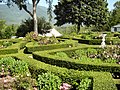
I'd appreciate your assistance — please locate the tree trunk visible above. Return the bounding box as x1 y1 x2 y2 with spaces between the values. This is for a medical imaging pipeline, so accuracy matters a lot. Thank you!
33 0 38 34
77 23 80 34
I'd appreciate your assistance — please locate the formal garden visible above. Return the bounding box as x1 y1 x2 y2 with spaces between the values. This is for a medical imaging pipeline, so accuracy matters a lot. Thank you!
0 29 120 90
0 0 120 90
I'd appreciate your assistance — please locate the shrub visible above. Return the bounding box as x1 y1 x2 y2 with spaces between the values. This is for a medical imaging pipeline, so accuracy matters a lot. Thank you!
37 72 62 90
25 31 37 42
16 17 52 37
38 36 59 45
0 22 17 39
0 57 30 76
72 78 92 90
2 41 12 48
0 57 36 90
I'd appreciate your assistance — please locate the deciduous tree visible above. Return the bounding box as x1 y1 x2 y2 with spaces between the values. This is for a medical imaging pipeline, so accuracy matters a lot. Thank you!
1 0 53 34
109 1 120 26
54 0 109 33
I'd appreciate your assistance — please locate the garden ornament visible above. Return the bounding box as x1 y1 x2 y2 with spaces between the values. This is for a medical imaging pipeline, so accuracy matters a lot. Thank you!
100 34 107 48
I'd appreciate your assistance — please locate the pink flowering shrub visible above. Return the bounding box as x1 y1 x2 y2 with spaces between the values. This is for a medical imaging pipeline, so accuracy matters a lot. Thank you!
60 83 72 90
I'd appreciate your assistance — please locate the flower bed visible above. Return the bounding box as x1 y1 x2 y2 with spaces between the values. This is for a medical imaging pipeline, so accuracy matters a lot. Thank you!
0 57 36 90
0 56 93 90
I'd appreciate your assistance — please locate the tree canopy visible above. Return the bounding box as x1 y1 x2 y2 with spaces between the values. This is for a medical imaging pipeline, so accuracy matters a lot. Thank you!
54 0 109 33
16 17 52 37
1 0 53 34
109 1 120 26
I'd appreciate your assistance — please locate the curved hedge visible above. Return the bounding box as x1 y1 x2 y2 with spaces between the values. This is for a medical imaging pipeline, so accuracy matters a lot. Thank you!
15 54 117 90
24 42 77 53
33 47 120 73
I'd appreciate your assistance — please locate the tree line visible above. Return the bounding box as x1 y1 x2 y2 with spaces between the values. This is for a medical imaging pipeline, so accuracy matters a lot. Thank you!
0 0 120 35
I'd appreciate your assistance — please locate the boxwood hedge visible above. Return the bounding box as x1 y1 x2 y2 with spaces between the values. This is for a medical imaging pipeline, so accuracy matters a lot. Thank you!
24 43 76 53
15 54 117 90
33 47 120 73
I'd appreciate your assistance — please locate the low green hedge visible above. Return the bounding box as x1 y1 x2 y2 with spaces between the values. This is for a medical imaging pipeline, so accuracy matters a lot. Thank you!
0 41 21 55
33 47 120 73
66 38 120 45
19 41 28 49
24 43 76 53
15 54 117 90
0 38 22 44
0 48 18 55
78 39 113 45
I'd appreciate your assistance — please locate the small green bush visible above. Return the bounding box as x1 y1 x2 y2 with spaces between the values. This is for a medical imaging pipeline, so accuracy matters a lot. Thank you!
0 57 30 76
72 78 92 90
0 57 36 90
2 41 12 48
25 31 36 42
37 72 62 90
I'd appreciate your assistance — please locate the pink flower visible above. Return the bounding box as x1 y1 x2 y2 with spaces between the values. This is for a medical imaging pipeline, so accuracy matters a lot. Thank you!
118 62 120 64
60 83 71 90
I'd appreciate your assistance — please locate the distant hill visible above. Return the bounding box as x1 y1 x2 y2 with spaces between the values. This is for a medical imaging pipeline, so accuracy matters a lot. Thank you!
0 4 55 25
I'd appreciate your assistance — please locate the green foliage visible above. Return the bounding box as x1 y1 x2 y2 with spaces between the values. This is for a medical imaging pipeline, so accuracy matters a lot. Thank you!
0 48 18 55
25 32 59 45
0 40 19 55
15 76 37 90
109 1 120 27
58 25 78 35
0 57 30 76
55 52 69 59
16 17 52 37
0 20 17 39
38 36 59 45
72 78 92 90
19 41 28 49
2 41 12 48
0 56 36 90
77 78 92 90
37 72 62 90
86 48 97 56
33 47 120 73
25 31 36 42
25 42 75 53
54 0 109 33
16 54 117 90
0 19 5 30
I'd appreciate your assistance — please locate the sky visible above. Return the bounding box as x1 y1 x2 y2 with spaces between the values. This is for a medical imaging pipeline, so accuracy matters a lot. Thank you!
37 0 119 11
0 0 118 11
107 0 119 10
